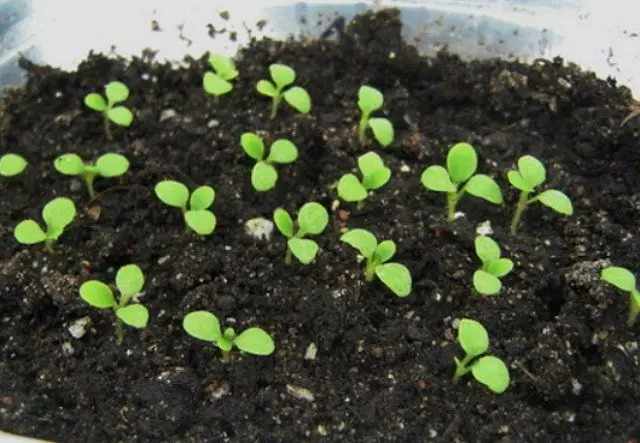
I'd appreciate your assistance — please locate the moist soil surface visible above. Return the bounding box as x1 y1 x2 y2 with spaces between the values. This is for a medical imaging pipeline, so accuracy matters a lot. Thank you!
1 9 640 443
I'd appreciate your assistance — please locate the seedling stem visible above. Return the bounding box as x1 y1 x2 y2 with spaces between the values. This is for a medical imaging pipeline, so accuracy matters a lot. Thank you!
452 354 473 382
510 191 530 235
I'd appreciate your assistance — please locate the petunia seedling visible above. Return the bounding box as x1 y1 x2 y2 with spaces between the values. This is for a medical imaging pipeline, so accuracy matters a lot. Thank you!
0 153 27 177
357 85 394 147
84 81 134 139
421 142 503 222
14 197 76 253
453 318 510 394
472 236 514 296
273 202 329 265
337 151 391 209
340 229 412 297
601 266 640 327
154 180 216 236
79 264 148 345
183 310 275 362
508 155 573 235
240 132 298 192
203 53 239 99
54 153 129 199
256 63 311 119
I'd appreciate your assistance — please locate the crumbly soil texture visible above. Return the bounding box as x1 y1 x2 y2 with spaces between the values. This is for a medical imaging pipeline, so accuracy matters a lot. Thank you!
1 9 640 443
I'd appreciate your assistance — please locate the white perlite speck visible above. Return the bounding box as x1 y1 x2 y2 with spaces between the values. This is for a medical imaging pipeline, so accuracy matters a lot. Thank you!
68 317 91 339
159 109 178 122
244 217 274 241
286 384 315 402
304 343 318 360
476 220 494 236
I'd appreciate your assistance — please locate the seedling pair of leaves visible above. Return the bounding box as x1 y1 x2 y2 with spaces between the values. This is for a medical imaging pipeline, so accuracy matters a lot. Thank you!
453 318 510 394
0 153 27 177
54 153 129 199
421 142 503 221
357 85 394 148
84 81 134 139
155 181 216 236
241 133 298 191
473 236 513 296
257 64 311 119
14 197 76 253
340 229 412 297
80 264 148 345
183 311 274 362
337 152 390 209
601 266 640 327
274 202 329 264
508 155 573 234
203 53 239 98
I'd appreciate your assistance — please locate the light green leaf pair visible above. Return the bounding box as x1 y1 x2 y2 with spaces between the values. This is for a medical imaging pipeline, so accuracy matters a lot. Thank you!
273 202 329 264
601 266 640 327
54 152 129 198
337 151 391 204
84 81 134 137
203 53 239 96
357 85 394 147
256 63 311 119
154 180 217 236
241 132 298 192
14 197 76 252
472 236 514 296
0 153 28 177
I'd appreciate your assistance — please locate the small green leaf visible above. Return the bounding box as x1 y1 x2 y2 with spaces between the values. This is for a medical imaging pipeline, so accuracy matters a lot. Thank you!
270 64 295 89
507 170 533 192
116 264 144 299
357 152 385 177
488 258 513 278
203 72 233 96
374 240 396 263
116 304 148 328
217 334 234 352
0 153 27 176
358 85 384 113
54 154 85 176
518 155 546 188
241 133 265 161
473 270 502 296
209 54 238 80
340 229 377 259
105 81 130 103
536 190 573 215
234 328 275 355
465 174 503 204
602 266 637 292
283 87 311 114
471 356 510 394
447 142 477 184
185 210 216 236
368 118 394 147
42 197 76 232
155 180 189 209
256 80 277 97
14 220 46 244
183 311 222 342
80 281 117 308
251 162 278 192
375 263 412 297
288 238 319 264
458 318 489 358
189 186 215 211
96 153 129 177
475 236 501 264
84 93 107 111
297 202 328 235
273 209 294 238
107 107 134 127
421 166 456 193
363 168 391 191
337 174 367 202
267 139 298 164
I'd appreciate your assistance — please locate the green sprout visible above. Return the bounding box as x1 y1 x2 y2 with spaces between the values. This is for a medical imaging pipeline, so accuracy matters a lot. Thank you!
154 180 216 236
601 266 640 327
508 155 573 235
203 53 239 99
183 310 275 363
79 264 148 345
14 197 76 253
0 153 27 177
453 318 510 394
84 81 134 140
240 132 298 192
256 63 311 119
472 236 514 296
357 85 394 147
421 142 503 222
273 202 329 265
337 151 391 209
54 153 129 199
340 229 412 297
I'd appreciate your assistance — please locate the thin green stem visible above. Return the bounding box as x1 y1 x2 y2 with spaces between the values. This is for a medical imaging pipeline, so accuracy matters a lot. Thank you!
628 292 640 327
115 318 124 345
446 189 464 222
44 240 54 254
270 94 281 119
364 260 375 282
452 354 473 382
510 191 530 235
356 200 365 211
285 247 293 265
358 114 369 145
103 113 112 140
220 350 231 363
84 174 97 199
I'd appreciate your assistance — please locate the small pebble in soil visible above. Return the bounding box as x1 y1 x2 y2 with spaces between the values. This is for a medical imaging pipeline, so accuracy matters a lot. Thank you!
304 343 318 360
571 378 582 395
453 211 465 220
317 425 328 436
68 316 91 339
286 384 315 402
400 164 410 173
207 119 220 128
429 429 438 438
159 109 179 122
61 342 74 356
244 217 274 241
70 180 82 191
157 255 171 265
476 220 494 236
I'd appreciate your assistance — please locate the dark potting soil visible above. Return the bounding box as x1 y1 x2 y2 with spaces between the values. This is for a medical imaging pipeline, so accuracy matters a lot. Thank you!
1 8 640 443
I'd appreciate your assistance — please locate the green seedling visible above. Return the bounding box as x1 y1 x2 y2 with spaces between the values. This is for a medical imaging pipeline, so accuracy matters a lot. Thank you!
337 151 391 209
84 81 134 139
273 202 329 265
601 266 640 327
183 310 275 363
154 180 216 236
453 318 510 394
54 153 129 199
240 132 298 192
14 197 76 253
0 153 27 177
340 229 412 297
472 236 514 296
203 53 239 99
508 155 573 234
421 142 503 222
357 85 394 147
256 63 311 119
80 264 148 345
